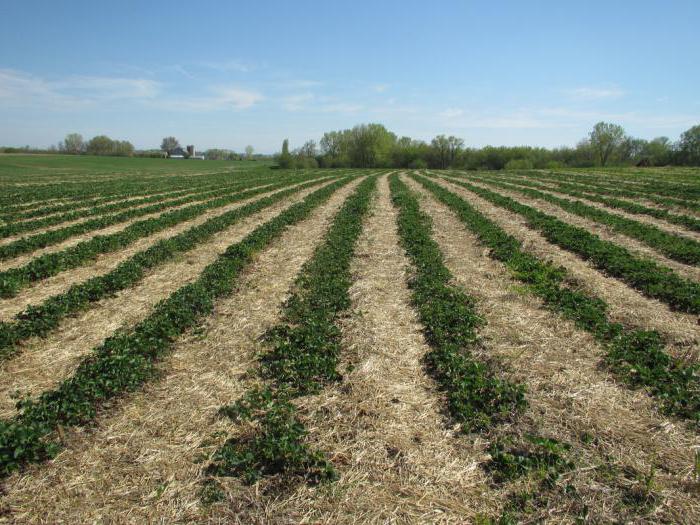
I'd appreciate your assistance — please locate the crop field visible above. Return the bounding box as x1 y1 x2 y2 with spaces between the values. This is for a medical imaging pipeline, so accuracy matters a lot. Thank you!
0 155 698 523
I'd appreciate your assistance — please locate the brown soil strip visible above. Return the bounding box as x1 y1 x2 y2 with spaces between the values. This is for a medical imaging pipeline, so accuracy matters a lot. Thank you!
227 175 499 524
0 178 362 525
407 176 700 523
0 179 346 418
0 181 317 322
461 178 700 283
433 177 699 361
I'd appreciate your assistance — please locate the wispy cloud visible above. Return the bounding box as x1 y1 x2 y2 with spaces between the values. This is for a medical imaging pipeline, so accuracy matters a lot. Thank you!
0 68 161 109
372 83 389 93
566 86 625 101
166 86 264 111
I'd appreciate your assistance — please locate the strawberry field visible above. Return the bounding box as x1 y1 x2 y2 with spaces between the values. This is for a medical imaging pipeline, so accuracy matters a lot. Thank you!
0 156 698 523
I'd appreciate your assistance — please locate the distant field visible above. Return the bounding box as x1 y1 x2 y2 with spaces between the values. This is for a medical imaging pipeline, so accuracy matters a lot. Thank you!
0 154 271 183
0 156 698 523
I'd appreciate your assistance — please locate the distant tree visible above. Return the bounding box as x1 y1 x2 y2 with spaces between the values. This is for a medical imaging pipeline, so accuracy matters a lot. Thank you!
618 136 646 164
677 124 700 166
299 140 317 158
589 122 626 166
61 133 84 154
431 135 450 169
160 136 180 154
205 149 239 160
245 145 254 159
277 139 293 168
113 140 135 157
86 135 115 156
643 136 672 166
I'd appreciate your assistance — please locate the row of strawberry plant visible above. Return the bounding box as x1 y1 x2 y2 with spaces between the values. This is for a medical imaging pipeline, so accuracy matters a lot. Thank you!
413 174 700 424
434 175 700 314
468 171 700 233
0 172 331 298
0 181 235 234
0 170 238 206
0 169 279 214
525 171 700 213
207 176 377 485
390 174 526 432
462 174 700 266
546 170 700 200
0 180 283 260
0 170 292 223
0 182 221 224
0 176 352 477
0 178 335 360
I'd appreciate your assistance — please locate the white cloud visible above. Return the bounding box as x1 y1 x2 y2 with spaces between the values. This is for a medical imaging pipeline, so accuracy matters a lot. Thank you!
170 86 264 111
372 83 389 93
566 86 625 101
55 76 160 99
0 68 160 109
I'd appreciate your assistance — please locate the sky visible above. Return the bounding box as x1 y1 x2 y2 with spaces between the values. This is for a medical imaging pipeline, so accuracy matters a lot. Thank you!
0 0 698 153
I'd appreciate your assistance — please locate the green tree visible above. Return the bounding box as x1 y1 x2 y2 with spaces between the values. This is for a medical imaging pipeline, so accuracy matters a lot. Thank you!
86 135 115 156
160 136 180 154
677 125 700 165
61 133 84 154
245 145 254 159
278 139 293 168
643 137 672 166
589 122 626 166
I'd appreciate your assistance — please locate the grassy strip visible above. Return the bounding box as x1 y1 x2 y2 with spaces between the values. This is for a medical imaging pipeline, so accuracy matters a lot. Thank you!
467 174 700 266
0 181 280 259
436 175 700 314
413 174 700 424
0 178 330 360
0 176 351 478
207 176 377 485
390 174 525 432
0 173 328 298
0 182 233 237
480 172 700 233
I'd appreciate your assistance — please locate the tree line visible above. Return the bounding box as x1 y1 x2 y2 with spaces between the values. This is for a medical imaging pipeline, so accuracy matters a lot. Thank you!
275 122 700 169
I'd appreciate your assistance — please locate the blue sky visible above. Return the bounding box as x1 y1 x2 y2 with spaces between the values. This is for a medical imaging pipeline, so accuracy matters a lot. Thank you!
1 0 698 152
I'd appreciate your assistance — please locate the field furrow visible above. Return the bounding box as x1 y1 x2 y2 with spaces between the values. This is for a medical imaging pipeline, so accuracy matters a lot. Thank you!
0 176 363 523
405 175 700 522
422 176 699 357
470 172 700 239
0 178 351 417
456 177 700 279
0 179 327 321
257 174 500 523
436 176 700 313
